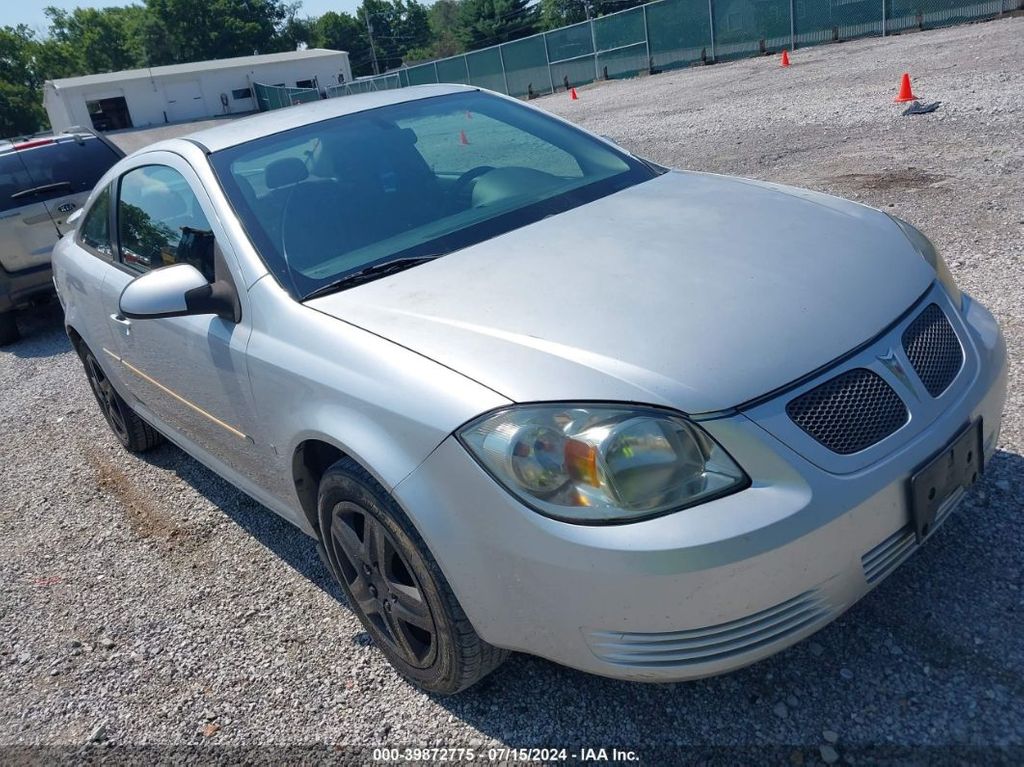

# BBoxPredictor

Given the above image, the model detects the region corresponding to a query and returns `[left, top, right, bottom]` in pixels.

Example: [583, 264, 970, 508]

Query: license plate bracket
[908, 419, 983, 542]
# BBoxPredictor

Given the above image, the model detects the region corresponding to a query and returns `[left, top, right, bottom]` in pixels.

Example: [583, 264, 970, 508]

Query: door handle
[110, 313, 132, 329]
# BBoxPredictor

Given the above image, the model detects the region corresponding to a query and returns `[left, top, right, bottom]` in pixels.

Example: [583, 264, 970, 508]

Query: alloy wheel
[327, 501, 437, 669]
[85, 355, 129, 444]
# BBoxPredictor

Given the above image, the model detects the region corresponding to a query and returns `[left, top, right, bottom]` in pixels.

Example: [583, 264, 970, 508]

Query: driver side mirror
[119, 263, 241, 323]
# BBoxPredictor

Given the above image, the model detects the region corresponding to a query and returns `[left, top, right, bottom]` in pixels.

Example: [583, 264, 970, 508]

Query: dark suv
[1, 128, 123, 344]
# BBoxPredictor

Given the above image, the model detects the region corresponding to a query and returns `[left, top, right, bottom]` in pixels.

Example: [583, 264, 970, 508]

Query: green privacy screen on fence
[255, 0, 1020, 112]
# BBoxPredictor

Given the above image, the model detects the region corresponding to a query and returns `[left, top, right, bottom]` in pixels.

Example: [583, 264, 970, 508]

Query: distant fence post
[882, 0, 887, 36]
[790, 0, 796, 49]
[707, 0, 717, 62]
[464, 55, 471, 83]
[498, 44, 511, 95]
[433, 61, 440, 83]
[589, 20, 600, 81]
[642, 4, 652, 72]
[543, 32, 556, 93]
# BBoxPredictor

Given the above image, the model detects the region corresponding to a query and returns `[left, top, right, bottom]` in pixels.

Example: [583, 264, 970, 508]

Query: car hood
[308, 171, 934, 413]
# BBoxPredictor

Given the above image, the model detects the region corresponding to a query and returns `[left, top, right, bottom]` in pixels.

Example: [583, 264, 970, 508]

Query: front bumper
[393, 290, 1007, 682]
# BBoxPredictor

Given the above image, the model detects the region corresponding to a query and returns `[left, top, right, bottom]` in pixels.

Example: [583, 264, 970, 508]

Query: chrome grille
[786, 368, 908, 454]
[585, 590, 831, 668]
[902, 303, 963, 397]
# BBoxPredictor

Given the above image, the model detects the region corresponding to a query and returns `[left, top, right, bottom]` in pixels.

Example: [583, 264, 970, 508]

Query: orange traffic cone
[894, 73, 918, 103]
[570, 87, 578, 100]
[459, 129, 469, 145]
[780, 50, 790, 68]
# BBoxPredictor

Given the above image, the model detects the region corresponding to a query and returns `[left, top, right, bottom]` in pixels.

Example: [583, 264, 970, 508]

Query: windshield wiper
[301, 254, 444, 301]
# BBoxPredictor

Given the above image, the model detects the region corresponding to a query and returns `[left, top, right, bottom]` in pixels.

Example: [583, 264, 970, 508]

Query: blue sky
[3, 1, 364, 35]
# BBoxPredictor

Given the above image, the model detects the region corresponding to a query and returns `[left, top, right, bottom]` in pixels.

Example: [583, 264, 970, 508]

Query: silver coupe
[52, 85, 1007, 693]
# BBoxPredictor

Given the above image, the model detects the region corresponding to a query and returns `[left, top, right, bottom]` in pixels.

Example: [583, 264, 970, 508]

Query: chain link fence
[253, 82, 320, 110]
[253, 0, 1020, 112]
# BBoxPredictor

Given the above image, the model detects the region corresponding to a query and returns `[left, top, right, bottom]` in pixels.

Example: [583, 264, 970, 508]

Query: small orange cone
[780, 50, 790, 68]
[459, 129, 469, 145]
[570, 87, 578, 100]
[894, 73, 918, 103]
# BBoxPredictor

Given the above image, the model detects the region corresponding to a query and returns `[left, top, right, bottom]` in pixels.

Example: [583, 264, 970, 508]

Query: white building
[43, 49, 352, 133]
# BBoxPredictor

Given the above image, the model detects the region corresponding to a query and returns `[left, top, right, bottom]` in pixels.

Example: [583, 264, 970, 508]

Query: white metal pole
[498, 45, 511, 95]
[708, 0, 717, 62]
[543, 34, 556, 93]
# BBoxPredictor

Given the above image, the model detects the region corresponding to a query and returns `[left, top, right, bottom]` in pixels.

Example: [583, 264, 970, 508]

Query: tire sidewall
[82, 349, 132, 450]
[317, 464, 464, 693]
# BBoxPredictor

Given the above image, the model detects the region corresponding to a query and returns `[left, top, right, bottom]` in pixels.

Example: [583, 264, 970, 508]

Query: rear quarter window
[10, 137, 122, 207]
[0, 153, 34, 214]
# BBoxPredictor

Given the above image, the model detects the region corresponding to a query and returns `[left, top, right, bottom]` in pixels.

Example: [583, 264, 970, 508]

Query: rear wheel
[81, 348, 162, 452]
[0, 311, 19, 346]
[318, 457, 507, 694]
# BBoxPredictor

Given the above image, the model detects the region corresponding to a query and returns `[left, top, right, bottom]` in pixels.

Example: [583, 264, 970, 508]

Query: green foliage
[0, 25, 48, 135]
[456, 0, 539, 49]
[144, 0, 293, 63]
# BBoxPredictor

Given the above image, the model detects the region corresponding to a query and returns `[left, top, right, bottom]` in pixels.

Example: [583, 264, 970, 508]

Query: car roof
[0, 130, 103, 157]
[184, 84, 476, 154]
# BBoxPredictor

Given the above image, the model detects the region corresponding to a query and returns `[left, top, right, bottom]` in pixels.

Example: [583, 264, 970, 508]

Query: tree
[144, 0, 295, 63]
[540, 0, 647, 30]
[456, 0, 539, 50]
[310, 11, 373, 77]
[540, 0, 589, 29]
[403, 0, 464, 62]
[44, 6, 148, 74]
[0, 25, 48, 135]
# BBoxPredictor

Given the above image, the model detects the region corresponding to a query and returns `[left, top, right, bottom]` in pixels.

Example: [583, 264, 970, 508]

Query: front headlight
[458, 404, 749, 523]
[889, 215, 962, 310]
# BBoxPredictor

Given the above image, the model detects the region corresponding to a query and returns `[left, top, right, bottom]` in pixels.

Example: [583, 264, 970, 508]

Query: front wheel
[81, 347, 163, 452]
[318, 457, 508, 694]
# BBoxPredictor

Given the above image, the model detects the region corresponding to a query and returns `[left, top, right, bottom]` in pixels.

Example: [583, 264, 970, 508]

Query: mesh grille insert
[902, 303, 963, 397]
[786, 368, 908, 454]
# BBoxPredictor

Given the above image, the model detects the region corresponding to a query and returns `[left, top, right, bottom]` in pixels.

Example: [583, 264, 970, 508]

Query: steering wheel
[448, 165, 496, 207]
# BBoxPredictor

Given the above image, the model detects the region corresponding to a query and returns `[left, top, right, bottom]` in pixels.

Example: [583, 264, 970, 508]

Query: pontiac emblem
[877, 349, 918, 399]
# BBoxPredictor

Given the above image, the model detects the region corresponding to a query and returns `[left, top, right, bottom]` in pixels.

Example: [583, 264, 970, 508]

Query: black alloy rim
[86, 356, 129, 443]
[327, 502, 437, 669]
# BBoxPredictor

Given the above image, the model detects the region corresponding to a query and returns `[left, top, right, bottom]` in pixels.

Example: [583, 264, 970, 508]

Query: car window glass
[0, 153, 34, 213]
[14, 137, 121, 203]
[404, 112, 583, 179]
[117, 165, 215, 281]
[79, 185, 112, 257]
[212, 91, 648, 299]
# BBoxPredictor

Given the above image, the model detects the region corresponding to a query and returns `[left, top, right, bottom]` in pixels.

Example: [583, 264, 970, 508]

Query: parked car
[52, 85, 1007, 694]
[0, 128, 123, 344]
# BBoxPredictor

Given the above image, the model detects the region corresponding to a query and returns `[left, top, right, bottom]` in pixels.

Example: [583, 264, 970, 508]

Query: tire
[81, 347, 163, 452]
[318, 457, 508, 694]
[0, 311, 19, 346]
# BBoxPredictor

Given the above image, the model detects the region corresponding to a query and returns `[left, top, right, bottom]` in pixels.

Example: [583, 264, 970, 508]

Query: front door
[102, 153, 267, 484]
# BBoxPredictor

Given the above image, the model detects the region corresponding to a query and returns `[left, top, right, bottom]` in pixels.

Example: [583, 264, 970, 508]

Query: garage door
[164, 80, 206, 123]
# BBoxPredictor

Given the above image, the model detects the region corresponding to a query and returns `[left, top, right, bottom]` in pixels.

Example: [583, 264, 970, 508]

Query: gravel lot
[2, 17, 1022, 761]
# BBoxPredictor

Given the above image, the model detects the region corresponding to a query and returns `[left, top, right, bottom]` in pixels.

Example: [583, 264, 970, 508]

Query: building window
[296, 79, 315, 89]
[232, 88, 253, 100]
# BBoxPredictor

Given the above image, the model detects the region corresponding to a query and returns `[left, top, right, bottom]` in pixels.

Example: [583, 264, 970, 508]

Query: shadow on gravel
[137, 431, 1023, 748]
[136, 444, 346, 605]
[1, 301, 70, 359]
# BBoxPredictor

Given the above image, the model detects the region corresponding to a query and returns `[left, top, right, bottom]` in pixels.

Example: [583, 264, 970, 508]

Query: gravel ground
[2, 17, 1022, 762]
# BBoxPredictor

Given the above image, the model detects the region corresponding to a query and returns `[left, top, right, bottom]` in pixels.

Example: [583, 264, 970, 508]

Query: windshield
[210, 91, 657, 299]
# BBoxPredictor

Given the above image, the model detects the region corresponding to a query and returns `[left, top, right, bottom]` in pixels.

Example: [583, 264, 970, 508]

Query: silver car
[52, 85, 1007, 694]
